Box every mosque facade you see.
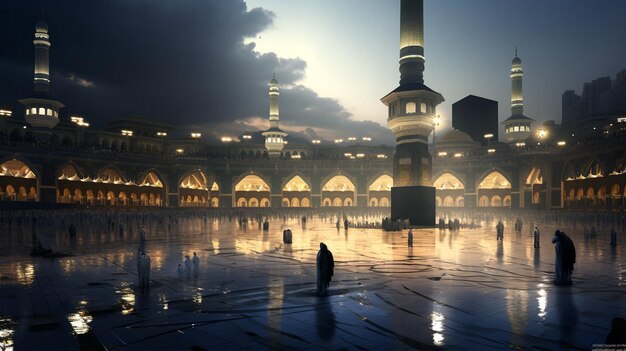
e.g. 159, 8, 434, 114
0, 15, 624, 212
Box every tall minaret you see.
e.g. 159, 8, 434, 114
33, 21, 51, 93
262, 74, 287, 158
381, 0, 444, 225
502, 48, 533, 143
19, 18, 64, 130
268, 73, 280, 129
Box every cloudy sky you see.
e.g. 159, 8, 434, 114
1, 0, 624, 145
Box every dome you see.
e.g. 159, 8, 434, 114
438, 129, 475, 144
512, 56, 521, 65
36, 21, 48, 33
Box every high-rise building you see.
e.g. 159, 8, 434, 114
381, 0, 444, 225
452, 95, 498, 145
502, 49, 534, 143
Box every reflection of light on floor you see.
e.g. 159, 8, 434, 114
116, 283, 135, 315
431, 311, 445, 346
212, 240, 220, 255
67, 310, 93, 335
15, 263, 35, 285
537, 284, 547, 319
0, 317, 15, 351
193, 291, 202, 305
159, 294, 168, 310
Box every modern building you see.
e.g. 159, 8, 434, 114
452, 95, 498, 145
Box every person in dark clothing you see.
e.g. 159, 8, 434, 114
316, 242, 334, 296
552, 230, 576, 285
605, 317, 626, 345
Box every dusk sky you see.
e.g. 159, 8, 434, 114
1, 0, 624, 145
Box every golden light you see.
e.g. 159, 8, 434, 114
433, 115, 441, 126
537, 129, 547, 139
348, 137, 357, 141
438, 151, 447, 157
487, 148, 496, 153
0, 108, 12, 117
121, 130, 133, 136
242, 135, 252, 139
334, 139, 343, 143
362, 137, 372, 141
312, 139, 321, 144
557, 141, 566, 146
344, 153, 352, 157
221, 136, 233, 143
376, 154, 387, 159
453, 153, 462, 158
190, 132, 201, 139
156, 132, 167, 137
484, 133, 494, 139
516, 142, 526, 147
356, 153, 365, 158
175, 148, 184, 154
291, 154, 301, 159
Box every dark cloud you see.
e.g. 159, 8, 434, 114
0, 0, 393, 144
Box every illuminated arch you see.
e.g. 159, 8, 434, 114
86, 190, 95, 204
106, 191, 115, 205
491, 195, 502, 207
211, 197, 219, 207
443, 196, 454, 207
210, 182, 220, 191
0, 159, 37, 179
433, 173, 464, 190
478, 195, 489, 207
477, 171, 511, 189
611, 184, 620, 197
179, 170, 208, 207
525, 167, 543, 185
576, 188, 584, 200
503, 195, 511, 207
140, 171, 164, 188
344, 198, 353, 206
74, 189, 83, 204
568, 189, 575, 201
301, 198, 310, 207
370, 197, 379, 207
322, 174, 356, 207
368, 174, 392, 207
234, 173, 271, 208
99, 166, 127, 183
380, 197, 390, 207
582, 159, 604, 178
323, 198, 331, 207
119, 192, 128, 206
455, 196, 464, 207
57, 163, 81, 179
282, 198, 290, 207
562, 162, 576, 181
282, 175, 311, 208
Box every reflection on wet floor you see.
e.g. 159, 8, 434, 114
0, 216, 624, 350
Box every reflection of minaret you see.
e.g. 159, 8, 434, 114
262, 74, 287, 158
381, 0, 444, 225
19, 18, 64, 130
502, 48, 533, 143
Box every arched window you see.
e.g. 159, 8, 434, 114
443, 196, 454, 207
503, 195, 511, 207
323, 198, 331, 207
370, 198, 378, 207
455, 196, 464, 207
301, 198, 310, 207
491, 195, 502, 207
405, 102, 416, 114
332, 198, 342, 206
478, 195, 489, 207
291, 198, 300, 207
344, 198, 353, 207
237, 197, 247, 207
380, 197, 390, 207
260, 198, 270, 207
282, 198, 290, 207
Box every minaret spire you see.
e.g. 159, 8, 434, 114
33, 17, 51, 93
262, 74, 287, 158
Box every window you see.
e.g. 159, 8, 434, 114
38, 107, 45, 115
54, 111, 58, 117
405, 102, 416, 114
46, 108, 52, 116
420, 102, 427, 113
25, 109, 30, 115
514, 126, 519, 132
526, 126, 530, 132
31, 107, 37, 115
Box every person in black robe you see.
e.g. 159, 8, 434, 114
316, 242, 334, 296
552, 230, 576, 285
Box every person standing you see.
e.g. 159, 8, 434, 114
552, 230, 576, 285
139, 227, 146, 253
408, 229, 413, 247
533, 226, 540, 248
610, 228, 617, 246
184, 255, 192, 278
316, 243, 334, 297
496, 221, 504, 241
192, 252, 200, 276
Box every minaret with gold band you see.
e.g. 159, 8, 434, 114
262, 74, 287, 158
381, 0, 444, 225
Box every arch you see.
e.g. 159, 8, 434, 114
282, 175, 311, 192
282, 198, 290, 207
368, 174, 393, 191
533, 192, 540, 204
433, 172, 465, 190
57, 162, 82, 179
106, 191, 115, 205
234, 173, 271, 208
211, 197, 219, 207
86, 190, 95, 204
491, 195, 502, 207
97, 191, 105, 204
322, 174, 356, 207
5, 185, 16, 200
74, 189, 83, 204
140, 193, 149, 206
260, 198, 270, 207
322, 198, 331, 207
17, 186, 27, 201
249, 198, 259, 207
525, 167, 543, 185
477, 171, 511, 189
562, 162, 576, 181
130, 193, 138, 205
234, 174, 270, 192
179, 170, 208, 207
610, 184, 620, 197
291, 197, 300, 207
380, 197, 390, 207
370, 197, 378, 207
139, 170, 164, 188
301, 198, 310, 207
119, 191, 128, 206
598, 186, 606, 200
344, 198, 353, 206
503, 195, 511, 207
455, 196, 464, 207
582, 159, 604, 178
0, 159, 37, 179
576, 188, 584, 200
586, 187, 595, 198
28, 186, 37, 200
210, 181, 220, 191
478, 195, 489, 207
568, 189, 575, 201
332, 198, 343, 206
99, 166, 127, 183
443, 196, 454, 207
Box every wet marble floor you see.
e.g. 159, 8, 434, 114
0, 217, 625, 350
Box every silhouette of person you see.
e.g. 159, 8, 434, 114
316, 242, 334, 296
